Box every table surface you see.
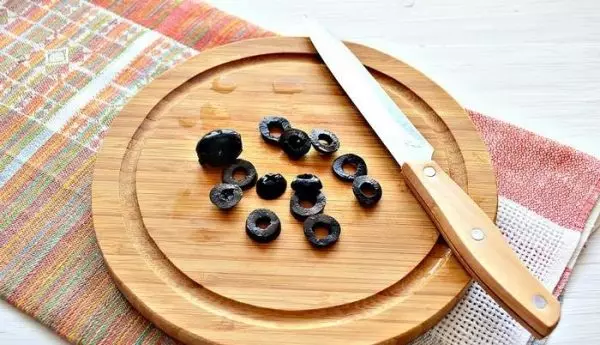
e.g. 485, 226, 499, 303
2, 0, 599, 344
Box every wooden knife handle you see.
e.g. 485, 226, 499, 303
402, 160, 560, 338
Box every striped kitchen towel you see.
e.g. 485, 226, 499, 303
1, 1, 599, 344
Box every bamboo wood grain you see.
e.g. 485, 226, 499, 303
92, 37, 498, 344
402, 160, 560, 338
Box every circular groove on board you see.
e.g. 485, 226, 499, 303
123, 93, 455, 327
93, 37, 497, 345
135, 53, 459, 311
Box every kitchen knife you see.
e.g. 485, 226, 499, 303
306, 18, 560, 338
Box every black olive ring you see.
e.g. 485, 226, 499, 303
279, 128, 312, 159
352, 175, 382, 207
310, 129, 340, 154
246, 208, 281, 243
332, 153, 368, 181
290, 192, 326, 220
209, 183, 243, 210
222, 159, 258, 190
303, 214, 341, 248
291, 173, 323, 196
259, 116, 292, 144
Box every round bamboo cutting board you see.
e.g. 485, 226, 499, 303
92, 37, 498, 345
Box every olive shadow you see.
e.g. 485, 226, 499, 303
305, 240, 339, 258
196, 164, 224, 188
248, 239, 276, 251
353, 199, 380, 213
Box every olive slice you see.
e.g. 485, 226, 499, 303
279, 128, 311, 159
259, 116, 292, 144
246, 208, 281, 243
352, 175, 382, 207
310, 129, 340, 154
290, 191, 326, 220
222, 159, 258, 190
256, 173, 287, 200
291, 173, 323, 196
332, 153, 367, 181
209, 183, 243, 210
303, 214, 341, 248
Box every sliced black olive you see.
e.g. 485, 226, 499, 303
209, 183, 243, 210
279, 128, 311, 159
303, 214, 341, 248
332, 153, 367, 181
196, 129, 242, 166
291, 173, 322, 196
310, 129, 340, 154
259, 116, 292, 144
290, 191, 326, 220
246, 208, 281, 243
256, 173, 287, 200
222, 159, 258, 190
352, 175, 382, 207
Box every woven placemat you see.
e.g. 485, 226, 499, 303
1, 1, 599, 344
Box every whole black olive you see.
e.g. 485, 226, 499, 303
256, 173, 287, 200
196, 129, 242, 166
279, 128, 311, 159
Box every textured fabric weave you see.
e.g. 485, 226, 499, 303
1, 1, 599, 344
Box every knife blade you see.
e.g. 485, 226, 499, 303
306, 17, 560, 338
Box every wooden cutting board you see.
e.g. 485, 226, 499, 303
92, 37, 497, 345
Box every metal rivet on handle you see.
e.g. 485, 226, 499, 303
533, 294, 548, 309
471, 228, 485, 241
423, 166, 436, 177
